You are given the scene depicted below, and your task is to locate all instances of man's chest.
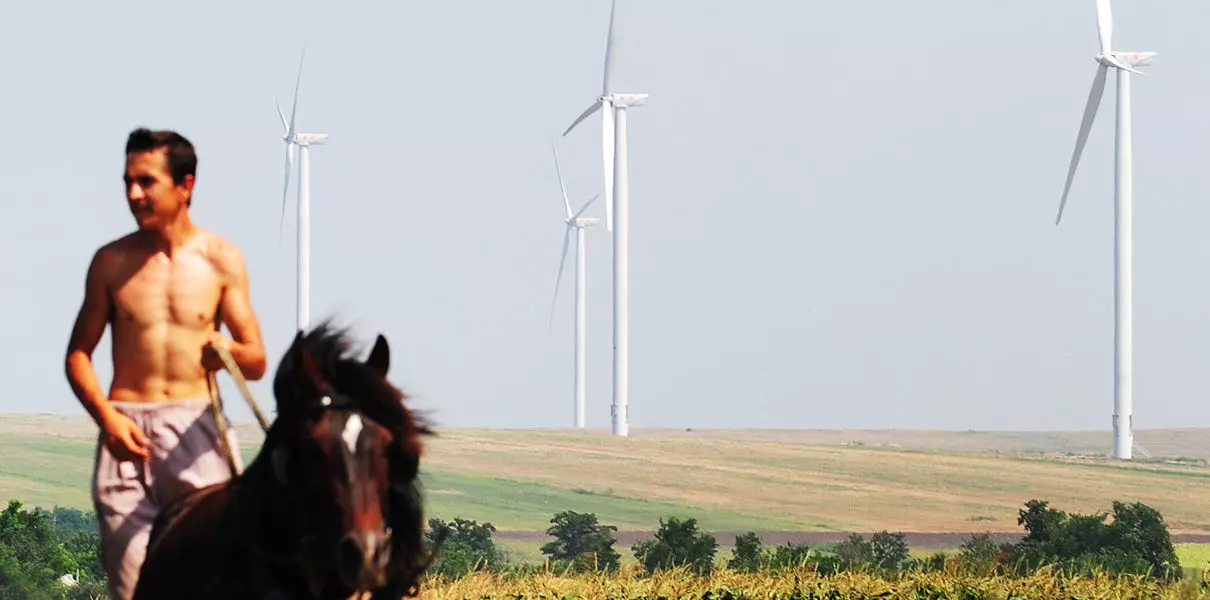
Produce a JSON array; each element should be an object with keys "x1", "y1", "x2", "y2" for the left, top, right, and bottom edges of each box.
[{"x1": 111, "y1": 255, "x2": 224, "y2": 327}]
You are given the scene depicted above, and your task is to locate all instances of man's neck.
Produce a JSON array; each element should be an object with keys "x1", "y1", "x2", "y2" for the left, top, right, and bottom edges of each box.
[{"x1": 141, "y1": 216, "x2": 198, "y2": 256}]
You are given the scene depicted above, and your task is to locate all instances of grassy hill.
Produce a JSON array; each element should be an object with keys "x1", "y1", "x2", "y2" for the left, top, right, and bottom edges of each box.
[{"x1": 6, "y1": 414, "x2": 1210, "y2": 543}]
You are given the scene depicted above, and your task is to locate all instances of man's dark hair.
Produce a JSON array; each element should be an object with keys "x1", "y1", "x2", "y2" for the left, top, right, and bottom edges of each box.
[{"x1": 125, "y1": 127, "x2": 197, "y2": 186}]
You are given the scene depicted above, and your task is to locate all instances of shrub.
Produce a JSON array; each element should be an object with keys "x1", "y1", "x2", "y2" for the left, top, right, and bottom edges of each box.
[
  {"x1": 424, "y1": 517, "x2": 504, "y2": 577},
  {"x1": 540, "y1": 510, "x2": 622, "y2": 573},
  {"x1": 726, "y1": 532, "x2": 763, "y2": 572},
  {"x1": 1008, "y1": 499, "x2": 1181, "y2": 580},
  {"x1": 0, "y1": 500, "x2": 106, "y2": 599},
  {"x1": 631, "y1": 517, "x2": 718, "y2": 575},
  {"x1": 870, "y1": 531, "x2": 910, "y2": 570}
]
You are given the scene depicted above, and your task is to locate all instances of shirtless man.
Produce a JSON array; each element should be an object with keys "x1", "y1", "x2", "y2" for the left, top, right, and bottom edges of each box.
[{"x1": 64, "y1": 127, "x2": 268, "y2": 600}]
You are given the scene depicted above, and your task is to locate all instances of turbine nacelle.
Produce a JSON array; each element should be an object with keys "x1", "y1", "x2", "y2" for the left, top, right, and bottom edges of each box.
[
  {"x1": 1100, "y1": 50, "x2": 1157, "y2": 69},
  {"x1": 287, "y1": 132, "x2": 330, "y2": 147},
  {"x1": 610, "y1": 93, "x2": 648, "y2": 109},
  {"x1": 1090, "y1": 0, "x2": 1154, "y2": 75},
  {"x1": 569, "y1": 216, "x2": 602, "y2": 229}
]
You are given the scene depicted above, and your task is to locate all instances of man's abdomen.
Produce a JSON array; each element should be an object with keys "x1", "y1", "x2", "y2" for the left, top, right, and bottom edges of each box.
[{"x1": 109, "y1": 321, "x2": 214, "y2": 403}]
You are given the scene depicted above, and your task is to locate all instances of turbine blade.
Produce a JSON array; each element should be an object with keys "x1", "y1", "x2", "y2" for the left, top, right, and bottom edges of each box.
[
  {"x1": 572, "y1": 193, "x2": 600, "y2": 220},
  {"x1": 563, "y1": 99, "x2": 603, "y2": 137},
  {"x1": 1056, "y1": 65, "x2": 1108, "y2": 225},
  {"x1": 602, "y1": 106, "x2": 615, "y2": 232},
  {"x1": 548, "y1": 228, "x2": 573, "y2": 331},
  {"x1": 275, "y1": 98, "x2": 288, "y2": 134},
  {"x1": 602, "y1": 0, "x2": 618, "y2": 96},
  {"x1": 551, "y1": 141, "x2": 574, "y2": 219},
  {"x1": 288, "y1": 40, "x2": 308, "y2": 138},
  {"x1": 279, "y1": 143, "x2": 295, "y2": 243},
  {"x1": 1096, "y1": 0, "x2": 1113, "y2": 56}
]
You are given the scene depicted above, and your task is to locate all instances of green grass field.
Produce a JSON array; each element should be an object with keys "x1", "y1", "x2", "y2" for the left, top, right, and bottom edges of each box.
[{"x1": 7, "y1": 415, "x2": 1210, "y2": 543}]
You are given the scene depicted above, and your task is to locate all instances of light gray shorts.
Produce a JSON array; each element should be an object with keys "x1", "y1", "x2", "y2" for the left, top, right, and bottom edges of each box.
[{"x1": 90, "y1": 398, "x2": 242, "y2": 600}]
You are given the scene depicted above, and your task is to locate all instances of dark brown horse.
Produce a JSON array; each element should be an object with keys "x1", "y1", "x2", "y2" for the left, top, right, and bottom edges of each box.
[{"x1": 132, "y1": 322, "x2": 435, "y2": 600}]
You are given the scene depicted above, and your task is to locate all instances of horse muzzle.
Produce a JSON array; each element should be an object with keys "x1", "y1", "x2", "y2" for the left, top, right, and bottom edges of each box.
[{"x1": 335, "y1": 529, "x2": 392, "y2": 590}]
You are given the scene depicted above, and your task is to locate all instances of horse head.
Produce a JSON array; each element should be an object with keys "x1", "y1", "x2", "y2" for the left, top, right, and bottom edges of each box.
[{"x1": 263, "y1": 322, "x2": 430, "y2": 597}]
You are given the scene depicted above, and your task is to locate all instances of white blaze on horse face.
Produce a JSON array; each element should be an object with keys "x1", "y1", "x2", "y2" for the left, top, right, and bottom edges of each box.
[{"x1": 342, "y1": 414, "x2": 364, "y2": 454}]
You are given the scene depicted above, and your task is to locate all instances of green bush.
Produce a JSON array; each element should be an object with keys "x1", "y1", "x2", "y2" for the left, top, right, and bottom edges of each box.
[
  {"x1": 0, "y1": 499, "x2": 106, "y2": 600},
  {"x1": 424, "y1": 517, "x2": 505, "y2": 577},
  {"x1": 726, "y1": 532, "x2": 764, "y2": 572},
  {"x1": 870, "y1": 531, "x2": 910, "y2": 570},
  {"x1": 540, "y1": 510, "x2": 621, "y2": 573},
  {"x1": 631, "y1": 517, "x2": 718, "y2": 575},
  {"x1": 1010, "y1": 499, "x2": 1181, "y2": 580}
]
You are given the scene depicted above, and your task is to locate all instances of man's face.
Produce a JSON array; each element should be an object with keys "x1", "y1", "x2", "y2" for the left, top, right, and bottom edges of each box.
[{"x1": 124, "y1": 149, "x2": 192, "y2": 230}]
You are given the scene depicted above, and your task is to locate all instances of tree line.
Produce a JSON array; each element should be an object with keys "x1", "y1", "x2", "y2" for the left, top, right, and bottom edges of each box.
[
  {"x1": 0, "y1": 496, "x2": 1186, "y2": 598},
  {"x1": 423, "y1": 499, "x2": 1184, "y2": 581}
]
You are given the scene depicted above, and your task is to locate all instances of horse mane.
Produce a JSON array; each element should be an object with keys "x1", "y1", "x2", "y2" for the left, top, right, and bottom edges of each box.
[{"x1": 271, "y1": 319, "x2": 432, "y2": 449}]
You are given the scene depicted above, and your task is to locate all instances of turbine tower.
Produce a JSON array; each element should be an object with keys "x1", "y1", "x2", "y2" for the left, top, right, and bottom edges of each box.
[
  {"x1": 563, "y1": 0, "x2": 647, "y2": 437},
  {"x1": 548, "y1": 141, "x2": 600, "y2": 429},
  {"x1": 276, "y1": 41, "x2": 329, "y2": 333},
  {"x1": 1054, "y1": 0, "x2": 1155, "y2": 460}
]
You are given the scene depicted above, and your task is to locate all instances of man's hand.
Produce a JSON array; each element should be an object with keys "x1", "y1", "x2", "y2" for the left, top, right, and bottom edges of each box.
[
  {"x1": 101, "y1": 410, "x2": 150, "y2": 462},
  {"x1": 201, "y1": 331, "x2": 230, "y2": 372}
]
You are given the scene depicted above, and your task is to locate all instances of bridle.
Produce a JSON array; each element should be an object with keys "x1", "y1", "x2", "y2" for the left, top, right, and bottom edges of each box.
[
  {"x1": 207, "y1": 342, "x2": 411, "y2": 600},
  {"x1": 215, "y1": 351, "x2": 380, "y2": 598}
]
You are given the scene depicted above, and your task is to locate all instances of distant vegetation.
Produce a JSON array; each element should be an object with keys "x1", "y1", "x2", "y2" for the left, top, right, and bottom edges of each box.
[
  {"x1": 417, "y1": 499, "x2": 1202, "y2": 599},
  {"x1": 424, "y1": 500, "x2": 1184, "y2": 582},
  {"x1": 0, "y1": 497, "x2": 1196, "y2": 598},
  {"x1": 0, "y1": 500, "x2": 107, "y2": 599}
]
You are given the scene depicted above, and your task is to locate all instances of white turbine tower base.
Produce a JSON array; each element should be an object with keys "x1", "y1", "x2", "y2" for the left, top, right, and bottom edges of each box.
[
  {"x1": 549, "y1": 142, "x2": 600, "y2": 429},
  {"x1": 1053, "y1": 0, "x2": 1154, "y2": 461},
  {"x1": 276, "y1": 41, "x2": 329, "y2": 334},
  {"x1": 612, "y1": 104, "x2": 631, "y2": 437},
  {"x1": 609, "y1": 94, "x2": 646, "y2": 438}
]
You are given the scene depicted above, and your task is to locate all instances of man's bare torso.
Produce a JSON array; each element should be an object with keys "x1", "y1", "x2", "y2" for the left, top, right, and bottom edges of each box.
[{"x1": 100, "y1": 229, "x2": 231, "y2": 403}]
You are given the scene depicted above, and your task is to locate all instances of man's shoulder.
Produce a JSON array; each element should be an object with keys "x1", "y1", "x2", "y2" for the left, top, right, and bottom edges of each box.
[
  {"x1": 197, "y1": 229, "x2": 248, "y2": 275},
  {"x1": 89, "y1": 233, "x2": 141, "y2": 272},
  {"x1": 96, "y1": 231, "x2": 140, "y2": 254}
]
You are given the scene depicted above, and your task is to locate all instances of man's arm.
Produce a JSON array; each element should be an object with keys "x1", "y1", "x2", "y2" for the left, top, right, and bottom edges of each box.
[
  {"x1": 215, "y1": 240, "x2": 267, "y2": 381},
  {"x1": 65, "y1": 248, "x2": 118, "y2": 428}
]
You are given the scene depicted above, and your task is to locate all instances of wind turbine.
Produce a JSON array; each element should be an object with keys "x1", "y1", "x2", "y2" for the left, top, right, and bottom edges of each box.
[
  {"x1": 548, "y1": 141, "x2": 601, "y2": 429},
  {"x1": 276, "y1": 41, "x2": 329, "y2": 333},
  {"x1": 563, "y1": 0, "x2": 647, "y2": 437},
  {"x1": 1054, "y1": 0, "x2": 1155, "y2": 460}
]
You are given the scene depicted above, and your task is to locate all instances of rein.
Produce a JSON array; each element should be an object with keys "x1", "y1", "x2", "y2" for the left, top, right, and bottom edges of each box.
[{"x1": 207, "y1": 343, "x2": 271, "y2": 476}]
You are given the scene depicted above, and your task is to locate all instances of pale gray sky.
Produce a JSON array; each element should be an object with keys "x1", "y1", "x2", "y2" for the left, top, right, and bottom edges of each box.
[{"x1": 4, "y1": 0, "x2": 1210, "y2": 432}]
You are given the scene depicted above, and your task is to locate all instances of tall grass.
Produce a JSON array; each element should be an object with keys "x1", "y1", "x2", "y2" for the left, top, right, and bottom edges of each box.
[{"x1": 418, "y1": 563, "x2": 1209, "y2": 599}]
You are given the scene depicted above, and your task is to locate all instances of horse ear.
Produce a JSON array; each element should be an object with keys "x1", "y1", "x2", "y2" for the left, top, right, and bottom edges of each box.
[
  {"x1": 287, "y1": 331, "x2": 307, "y2": 370},
  {"x1": 288, "y1": 330, "x2": 305, "y2": 353},
  {"x1": 298, "y1": 345, "x2": 323, "y2": 386},
  {"x1": 366, "y1": 334, "x2": 390, "y2": 376}
]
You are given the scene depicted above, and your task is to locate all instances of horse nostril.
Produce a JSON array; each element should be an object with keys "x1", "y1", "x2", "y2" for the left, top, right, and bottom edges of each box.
[
  {"x1": 337, "y1": 535, "x2": 365, "y2": 574},
  {"x1": 336, "y1": 532, "x2": 391, "y2": 588}
]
